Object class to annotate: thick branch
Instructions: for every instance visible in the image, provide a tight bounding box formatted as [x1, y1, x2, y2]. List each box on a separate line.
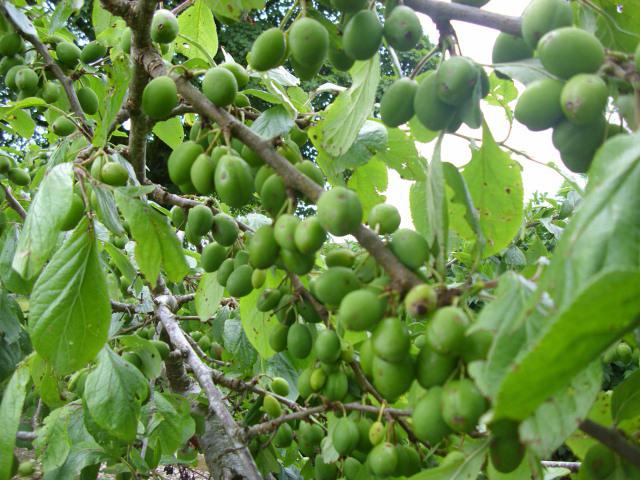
[155, 297, 261, 479]
[579, 419, 640, 470]
[405, 0, 522, 36]
[135, 47, 421, 293]
[122, 0, 157, 182]
[0, 2, 93, 138]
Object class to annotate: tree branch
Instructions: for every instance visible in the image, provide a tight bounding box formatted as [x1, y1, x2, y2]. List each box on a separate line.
[245, 402, 410, 438]
[16, 430, 36, 442]
[0, 2, 93, 138]
[155, 290, 261, 479]
[579, 419, 640, 470]
[133, 47, 422, 293]
[350, 360, 424, 446]
[404, 0, 522, 36]
[1, 184, 27, 220]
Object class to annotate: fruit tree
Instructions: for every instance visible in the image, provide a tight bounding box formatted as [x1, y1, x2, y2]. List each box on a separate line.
[1, 0, 640, 478]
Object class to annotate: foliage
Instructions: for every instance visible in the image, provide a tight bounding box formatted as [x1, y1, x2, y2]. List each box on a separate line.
[0, 0, 639, 479]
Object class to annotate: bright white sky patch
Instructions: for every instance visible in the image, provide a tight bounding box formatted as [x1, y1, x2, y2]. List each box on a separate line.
[387, 0, 585, 226]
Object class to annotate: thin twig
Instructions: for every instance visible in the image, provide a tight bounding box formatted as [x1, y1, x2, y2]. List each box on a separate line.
[1, 184, 27, 220]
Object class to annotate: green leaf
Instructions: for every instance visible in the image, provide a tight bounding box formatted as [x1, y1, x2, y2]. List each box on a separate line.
[443, 162, 485, 258]
[195, 273, 225, 321]
[494, 270, 640, 420]
[426, 136, 448, 273]
[176, 0, 218, 60]
[239, 269, 284, 359]
[251, 105, 294, 139]
[520, 362, 602, 457]
[119, 335, 163, 380]
[409, 116, 438, 144]
[29, 218, 111, 375]
[410, 181, 429, 239]
[493, 59, 553, 86]
[103, 242, 136, 284]
[84, 347, 149, 442]
[0, 297, 30, 382]
[93, 56, 131, 147]
[0, 224, 33, 294]
[347, 158, 387, 220]
[0, 363, 29, 480]
[7, 108, 35, 138]
[34, 404, 72, 472]
[224, 316, 258, 369]
[565, 392, 613, 459]
[311, 56, 380, 156]
[612, 369, 640, 424]
[376, 127, 426, 181]
[92, 183, 125, 235]
[204, 0, 265, 21]
[147, 392, 195, 455]
[334, 120, 388, 170]
[35, 403, 104, 477]
[0, 98, 45, 123]
[30, 354, 64, 409]
[153, 117, 184, 149]
[462, 123, 523, 258]
[580, 0, 640, 52]
[409, 439, 488, 480]
[115, 191, 189, 283]
[92, 0, 117, 35]
[469, 273, 536, 397]
[537, 132, 640, 311]
[13, 162, 74, 280]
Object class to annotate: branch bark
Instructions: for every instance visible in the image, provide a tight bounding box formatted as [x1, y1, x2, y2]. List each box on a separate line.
[0, 2, 93, 138]
[579, 419, 640, 470]
[1, 184, 27, 220]
[155, 292, 261, 479]
[404, 0, 522, 37]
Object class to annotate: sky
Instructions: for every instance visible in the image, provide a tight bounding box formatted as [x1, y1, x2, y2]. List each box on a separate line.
[385, 0, 584, 223]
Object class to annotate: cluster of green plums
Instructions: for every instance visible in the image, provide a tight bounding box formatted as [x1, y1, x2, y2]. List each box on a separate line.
[0, 26, 110, 138]
[491, 0, 632, 173]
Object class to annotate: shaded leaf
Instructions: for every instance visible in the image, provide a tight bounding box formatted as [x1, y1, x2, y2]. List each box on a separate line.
[0, 363, 30, 480]
[335, 120, 388, 170]
[426, 136, 448, 273]
[147, 392, 195, 455]
[251, 105, 294, 139]
[84, 347, 149, 442]
[612, 369, 640, 424]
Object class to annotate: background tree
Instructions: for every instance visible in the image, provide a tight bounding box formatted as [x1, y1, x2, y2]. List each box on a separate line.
[0, 0, 639, 479]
